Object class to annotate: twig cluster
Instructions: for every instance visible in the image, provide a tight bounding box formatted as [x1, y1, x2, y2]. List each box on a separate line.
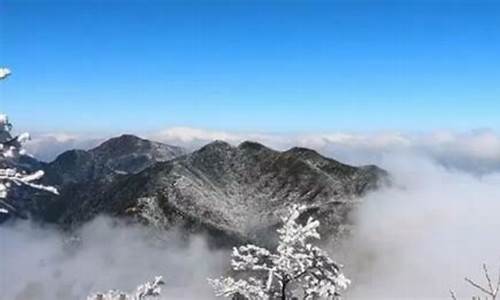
[451, 264, 500, 300]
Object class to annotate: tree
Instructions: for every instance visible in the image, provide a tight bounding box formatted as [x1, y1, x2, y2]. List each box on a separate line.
[86, 276, 165, 300]
[209, 205, 350, 300]
[0, 68, 58, 217]
[450, 264, 500, 300]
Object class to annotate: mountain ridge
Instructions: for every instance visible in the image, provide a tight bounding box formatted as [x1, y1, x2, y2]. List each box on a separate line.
[23, 135, 387, 245]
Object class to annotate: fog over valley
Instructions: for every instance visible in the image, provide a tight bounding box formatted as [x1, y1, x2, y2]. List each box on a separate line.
[2, 135, 499, 299]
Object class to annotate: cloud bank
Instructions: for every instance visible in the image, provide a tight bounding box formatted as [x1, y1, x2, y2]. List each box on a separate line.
[6, 126, 498, 299]
[0, 218, 225, 300]
[25, 126, 500, 174]
[1, 153, 499, 299]
[0, 143, 500, 300]
[24, 133, 104, 162]
[152, 127, 500, 172]
[339, 154, 500, 299]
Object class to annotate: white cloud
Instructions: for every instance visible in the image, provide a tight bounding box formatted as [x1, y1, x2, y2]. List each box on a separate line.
[24, 133, 105, 162]
[5, 125, 500, 299]
[152, 127, 244, 144]
[150, 127, 500, 173]
[339, 154, 500, 298]
[21, 126, 500, 173]
[0, 218, 225, 300]
[150, 127, 287, 150]
[2, 153, 499, 299]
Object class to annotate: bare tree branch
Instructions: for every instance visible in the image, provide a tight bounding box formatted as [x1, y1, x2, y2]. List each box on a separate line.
[484, 264, 495, 295]
[449, 289, 457, 300]
[496, 266, 500, 296]
[465, 277, 494, 297]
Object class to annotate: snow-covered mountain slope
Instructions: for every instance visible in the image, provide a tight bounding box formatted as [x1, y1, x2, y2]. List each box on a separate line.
[27, 134, 186, 222]
[42, 134, 186, 185]
[35, 138, 387, 245]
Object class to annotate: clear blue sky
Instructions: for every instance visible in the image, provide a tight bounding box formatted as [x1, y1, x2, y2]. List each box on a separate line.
[0, 0, 499, 133]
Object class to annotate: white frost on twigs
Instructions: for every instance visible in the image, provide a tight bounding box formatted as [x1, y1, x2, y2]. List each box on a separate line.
[209, 277, 269, 300]
[209, 204, 350, 299]
[17, 132, 31, 143]
[0, 169, 59, 196]
[0, 70, 59, 216]
[87, 276, 164, 300]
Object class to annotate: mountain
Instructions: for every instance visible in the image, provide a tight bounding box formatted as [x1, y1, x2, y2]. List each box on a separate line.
[34, 137, 388, 245]
[31, 134, 186, 222]
[43, 134, 185, 185]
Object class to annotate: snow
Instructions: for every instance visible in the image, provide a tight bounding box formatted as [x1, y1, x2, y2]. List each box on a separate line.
[209, 204, 350, 299]
[0, 70, 58, 214]
[87, 276, 164, 300]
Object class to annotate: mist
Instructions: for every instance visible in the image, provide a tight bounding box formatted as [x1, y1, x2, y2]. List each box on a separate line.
[1, 150, 499, 299]
[340, 154, 500, 299]
[0, 218, 226, 300]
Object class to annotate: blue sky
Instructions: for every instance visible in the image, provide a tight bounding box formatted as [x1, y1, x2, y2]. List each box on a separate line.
[0, 0, 499, 133]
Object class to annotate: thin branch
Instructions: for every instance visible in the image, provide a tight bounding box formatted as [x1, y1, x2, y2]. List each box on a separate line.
[449, 289, 457, 300]
[465, 277, 495, 297]
[496, 266, 500, 296]
[484, 264, 495, 294]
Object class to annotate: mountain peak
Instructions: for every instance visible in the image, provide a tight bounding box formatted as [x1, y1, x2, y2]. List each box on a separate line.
[200, 140, 234, 151]
[238, 140, 270, 151]
[43, 135, 186, 188]
[93, 134, 146, 152]
[286, 146, 321, 156]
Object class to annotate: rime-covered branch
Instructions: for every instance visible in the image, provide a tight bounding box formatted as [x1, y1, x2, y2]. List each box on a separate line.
[209, 205, 350, 299]
[0, 68, 58, 217]
[451, 264, 500, 300]
[87, 276, 164, 300]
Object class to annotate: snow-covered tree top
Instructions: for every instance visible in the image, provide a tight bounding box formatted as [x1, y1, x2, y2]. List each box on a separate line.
[0, 114, 10, 129]
[87, 276, 164, 300]
[0, 68, 58, 217]
[210, 204, 350, 300]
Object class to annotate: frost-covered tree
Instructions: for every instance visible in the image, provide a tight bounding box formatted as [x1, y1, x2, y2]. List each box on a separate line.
[87, 276, 164, 300]
[209, 205, 350, 300]
[0, 68, 58, 217]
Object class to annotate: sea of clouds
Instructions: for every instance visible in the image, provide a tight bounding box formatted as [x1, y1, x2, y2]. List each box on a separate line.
[340, 154, 500, 299]
[26, 127, 500, 174]
[1, 127, 499, 299]
[0, 218, 227, 300]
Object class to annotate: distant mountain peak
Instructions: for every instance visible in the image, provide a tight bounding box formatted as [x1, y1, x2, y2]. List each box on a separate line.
[42, 135, 187, 186]
[54, 149, 91, 162]
[103, 134, 143, 144]
[238, 140, 270, 151]
[196, 140, 234, 155]
[286, 146, 321, 157]
[93, 134, 154, 154]
[204, 139, 233, 148]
